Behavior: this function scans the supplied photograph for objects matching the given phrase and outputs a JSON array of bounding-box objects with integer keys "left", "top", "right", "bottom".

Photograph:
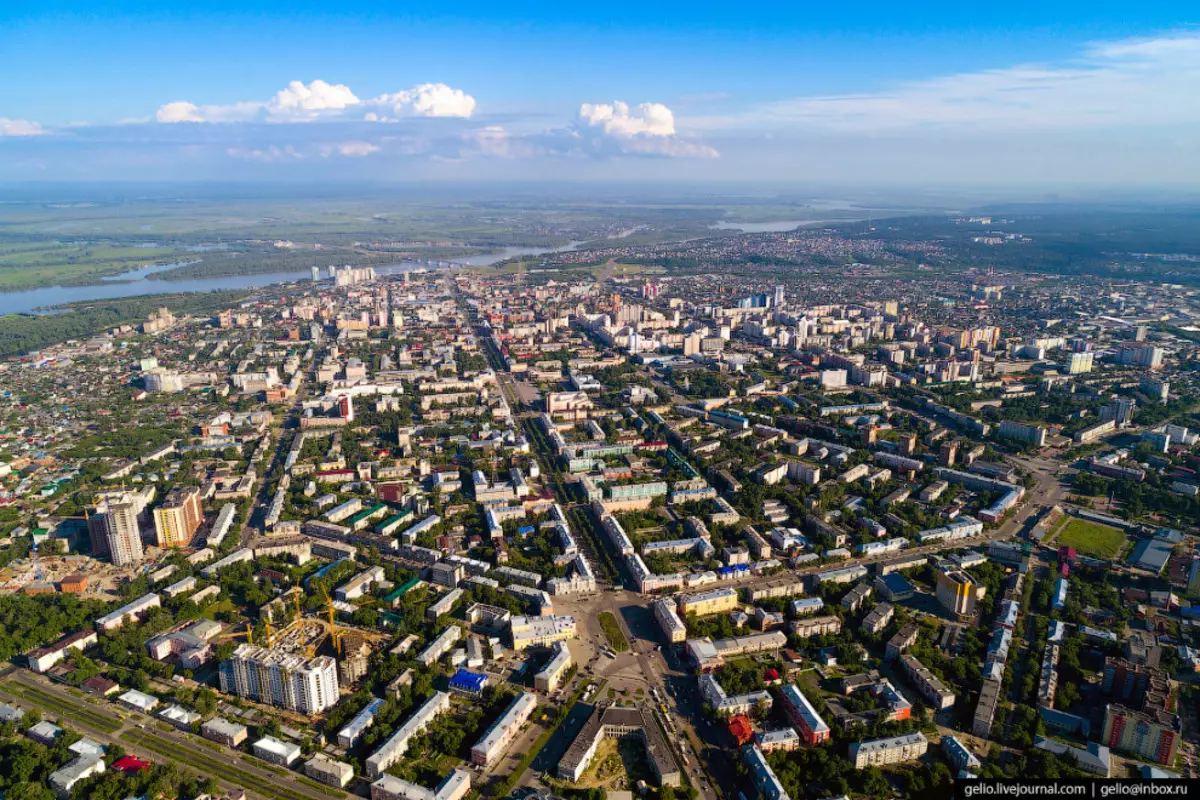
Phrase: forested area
[
  {"left": 147, "top": 245, "right": 385, "bottom": 280},
  {"left": 0, "top": 715, "right": 218, "bottom": 800},
  {"left": 0, "top": 594, "right": 112, "bottom": 662},
  {"left": 0, "top": 290, "right": 251, "bottom": 357}
]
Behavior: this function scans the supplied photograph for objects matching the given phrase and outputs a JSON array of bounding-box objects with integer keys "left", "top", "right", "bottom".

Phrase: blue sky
[{"left": 3, "top": 1, "right": 1199, "bottom": 185}]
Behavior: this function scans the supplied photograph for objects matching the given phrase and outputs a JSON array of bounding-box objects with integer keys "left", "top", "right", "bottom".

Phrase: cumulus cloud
[
  {"left": 157, "top": 79, "right": 473, "bottom": 124},
  {"left": 0, "top": 118, "right": 45, "bottom": 136},
  {"left": 739, "top": 32, "right": 1200, "bottom": 132},
  {"left": 267, "top": 80, "right": 360, "bottom": 118},
  {"left": 574, "top": 100, "right": 717, "bottom": 157},
  {"left": 366, "top": 83, "right": 477, "bottom": 119},
  {"left": 579, "top": 101, "right": 677, "bottom": 137}
]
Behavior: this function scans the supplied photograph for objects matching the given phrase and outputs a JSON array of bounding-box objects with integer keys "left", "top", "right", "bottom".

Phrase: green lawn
[
  {"left": 597, "top": 611, "right": 629, "bottom": 652},
  {"left": 1055, "top": 518, "right": 1129, "bottom": 560}
]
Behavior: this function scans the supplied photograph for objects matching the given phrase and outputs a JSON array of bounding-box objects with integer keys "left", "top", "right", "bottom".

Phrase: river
[
  {"left": 0, "top": 242, "right": 586, "bottom": 316},
  {"left": 709, "top": 217, "right": 861, "bottom": 233}
]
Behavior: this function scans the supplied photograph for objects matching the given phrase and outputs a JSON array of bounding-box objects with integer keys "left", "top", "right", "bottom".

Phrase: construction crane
[
  {"left": 318, "top": 584, "right": 341, "bottom": 656},
  {"left": 29, "top": 531, "right": 44, "bottom": 582},
  {"left": 217, "top": 625, "right": 254, "bottom": 646},
  {"left": 291, "top": 589, "right": 319, "bottom": 658}
]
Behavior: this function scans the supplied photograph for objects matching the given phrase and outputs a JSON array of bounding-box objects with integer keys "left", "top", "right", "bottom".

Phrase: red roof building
[
  {"left": 113, "top": 755, "right": 151, "bottom": 775},
  {"left": 727, "top": 714, "right": 754, "bottom": 746}
]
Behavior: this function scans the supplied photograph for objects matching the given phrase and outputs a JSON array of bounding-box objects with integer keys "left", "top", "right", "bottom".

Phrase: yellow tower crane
[
  {"left": 319, "top": 584, "right": 342, "bottom": 656},
  {"left": 217, "top": 625, "right": 254, "bottom": 646}
]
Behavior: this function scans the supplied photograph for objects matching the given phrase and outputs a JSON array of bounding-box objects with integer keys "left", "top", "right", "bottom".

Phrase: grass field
[
  {"left": 597, "top": 611, "right": 629, "bottom": 652},
  {"left": 0, "top": 242, "right": 188, "bottom": 290},
  {"left": 1055, "top": 518, "right": 1129, "bottom": 559}
]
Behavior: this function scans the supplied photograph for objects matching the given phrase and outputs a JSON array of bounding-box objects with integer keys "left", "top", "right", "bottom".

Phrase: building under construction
[
  {"left": 219, "top": 643, "right": 340, "bottom": 715},
  {"left": 216, "top": 585, "right": 388, "bottom": 712}
]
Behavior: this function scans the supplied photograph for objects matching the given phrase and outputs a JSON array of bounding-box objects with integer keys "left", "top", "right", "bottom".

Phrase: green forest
[{"left": 0, "top": 290, "right": 251, "bottom": 357}]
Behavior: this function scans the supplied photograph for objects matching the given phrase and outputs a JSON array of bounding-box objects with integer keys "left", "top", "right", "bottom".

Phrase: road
[
  {"left": 553, "top": 590, "right": 724, "bottom": 800},
  {"left": 0, "top": 669, "right": 346, "bottom": 800},
  {"left": 468, "top": 290, "right": 1080, "bottom": 796}
]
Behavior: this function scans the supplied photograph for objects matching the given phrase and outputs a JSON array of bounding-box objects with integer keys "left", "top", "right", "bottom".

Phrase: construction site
[{"left": 215, "top": 584, "right": 389, "bottom": 706}]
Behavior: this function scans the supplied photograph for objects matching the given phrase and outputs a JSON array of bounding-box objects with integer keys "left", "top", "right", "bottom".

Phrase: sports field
[{"left": 1055, "top": 518, "right": 1129, "bottom": 559}]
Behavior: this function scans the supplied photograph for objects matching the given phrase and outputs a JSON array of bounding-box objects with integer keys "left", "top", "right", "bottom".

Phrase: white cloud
[
  {"left": 266, "top": 80, "right": 359, "bottom": 119},
  {"left": 157, "top": 79, "right": 472, "bottom": 124},
  {"left": 226, "top": 144, "right": 303, "bottom": 162},
  {"left": 737, "top": 32, "right": 1200, "bottom": 132},
  {"left": 0, "top": 118, "right": 45, "bottom": 136},
  {"left": 367, "top": 83, "right": 477, "bottom": 119},
  {"left": 322, "top": 141, "right": 380, "bottom": 158},
  {"left": 579, "top": 101, "right": 677, "bottom": 137},
  {"left": 460, "top": 126, "right": 540, "bottom": 159},
  {"left": 574, "top": 100, "right": 717, "bottom": 157},
  {"left": 157, "top": 99, "right": 265, "bottom": 123}
]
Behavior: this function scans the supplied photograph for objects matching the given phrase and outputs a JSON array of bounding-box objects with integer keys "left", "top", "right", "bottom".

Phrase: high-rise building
[
  {"left": 1117, "top": 344, "right": 1164, "bottom": 370},
  {"left": 219, "top": 644, "right": 340, "bottom": 715},
  {"left": 153, "top": 486, "right": 203, "bottom": 548},
  {"left": 1103, "top": 705, "right": 1180, "bottom": 766},
  {"left": 939, "top": 440, "right": 958, "bottom": 466},
  {"left": 1140, "top": 376, "right": 1169, "bottom": 404},
  {"left": 819, "top": 369, "right": 847, "bottom": 389},
  {"left": 87, "top": 512, "right": 110, "bottom": 559},
  {"left": 627, "top": 330, "right": 641, "bottom": 354},
  {"left": 773, "top": 285, "right": 785, "bottom": 308},
  {"left": 105, "top": 498, "right": 144, "bottom": 567},
  {"left": 936, "top": 569, "right": 979, "bottom": 620},
  {"left": 1067, "top": 352, "right": 1094, "bottom": 375},
  {"left": 998, "top": 420, "right": 1047, "bottom": 447},
  {"left": 1101, "top": 398, "right": 1136, "bottom": 427}
]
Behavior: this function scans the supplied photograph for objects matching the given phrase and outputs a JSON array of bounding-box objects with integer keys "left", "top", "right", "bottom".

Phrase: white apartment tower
[
  {"left": 105, "top": 498, "right": 144, "bottom": 567},
  {"left": 219, "top": 644, "right": 340, "bottom": 715}
]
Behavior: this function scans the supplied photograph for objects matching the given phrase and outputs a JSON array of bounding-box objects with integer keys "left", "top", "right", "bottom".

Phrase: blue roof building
[
  {"left": 876, "top": 572, "right": 915, "bottom": 601},
  {"left": 448, "top": 669, "right": 489, "bottom": 697},
  {"left": 1052, "top": 578, "right": 1068, "bottom": 610}
]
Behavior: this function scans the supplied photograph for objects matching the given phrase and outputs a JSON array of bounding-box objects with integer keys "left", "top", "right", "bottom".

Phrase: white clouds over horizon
[
  {"left": 575, "top": 101, "right": 718, "bottom": 158},
  {"left": 143, "top": 81, "right": 716, "bottom": 162},
  {"left": 156, "top": 79, "right": 476, "bottom": 124},
  {"left": 0, "top": 118, "right": 45, "bottom": 136},
  {"left": 707, "top": 32, "right": 1200, "bottom": 132},
  {"left": 2, "top": 31, "right": 1197, "bottom": 183},
  {"left": 324, "top": 141, "right": 380, "bottom": 157}
]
